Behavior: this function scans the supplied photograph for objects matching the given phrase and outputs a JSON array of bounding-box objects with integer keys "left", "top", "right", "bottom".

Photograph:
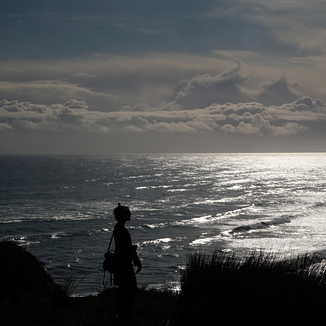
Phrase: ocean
[{"left": 1, "top": 153, "right": 326, "bottom": 295}]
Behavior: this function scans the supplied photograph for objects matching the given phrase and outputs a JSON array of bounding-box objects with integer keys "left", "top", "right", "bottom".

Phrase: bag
[
  {"left": 103, "top": 231, "right": 115, "bottom": 274},
  {"left": 103, "top": 250, "right": 117, "bottom": 273}
]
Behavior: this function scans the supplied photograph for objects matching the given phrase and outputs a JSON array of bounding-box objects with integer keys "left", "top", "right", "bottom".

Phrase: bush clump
[
  {"left": 0, "top": 240, "right": 63, "bottom": 298},
  {"left": 0, "top": 240, "right": 179, "bottom": 326}
]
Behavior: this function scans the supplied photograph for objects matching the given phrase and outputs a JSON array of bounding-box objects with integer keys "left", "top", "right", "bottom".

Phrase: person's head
[{"left": 113, "top": 203, "right": 131, "bottom": 223}]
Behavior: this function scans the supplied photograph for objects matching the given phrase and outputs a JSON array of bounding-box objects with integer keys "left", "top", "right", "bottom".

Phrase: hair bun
[{"left": 118, "top": 203, "right": 121, "bottom": 206}]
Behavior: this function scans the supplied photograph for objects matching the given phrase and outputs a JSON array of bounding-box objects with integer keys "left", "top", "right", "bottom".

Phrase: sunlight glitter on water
[{"left": 2, "top": 153, "right": 326, "bottom": 295}]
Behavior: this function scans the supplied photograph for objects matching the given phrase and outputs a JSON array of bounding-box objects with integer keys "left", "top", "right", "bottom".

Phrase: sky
[{"left": 1, "top": 0, "right": 326, "bottom": 154}]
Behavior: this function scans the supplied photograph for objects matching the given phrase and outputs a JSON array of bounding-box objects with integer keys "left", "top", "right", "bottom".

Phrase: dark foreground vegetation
[
  {"left": 0, "top": 241, "right": 178, "bottom": 326},
  {"left": 2, "top": 240, "right": 326, "bottom": 325},
  {"left": 180, "top": 250, "right": 326, "bottom": 325}
]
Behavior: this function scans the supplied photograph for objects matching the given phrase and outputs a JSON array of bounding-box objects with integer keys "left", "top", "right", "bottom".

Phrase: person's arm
[{"left": 131, "top": 247, "right": 142, "bottom": 274}]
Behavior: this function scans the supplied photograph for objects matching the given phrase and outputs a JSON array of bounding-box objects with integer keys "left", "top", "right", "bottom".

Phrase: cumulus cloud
[
  {"left": 0, "top": 54, "right": 240, "bottom": 114},
  {"left": 0, "top": 100, "right": 49, "bottom": 113},
  {"left": 0, "top": 81, "right": 117, "bottom": 112},
  {"left": 143, "top": 120, "right": 197, "bottom": 133},
  {"left": 170, "top": 62, "right": 254, "bottom": 109},
  {"left": 0, "top": 63, "right": 324, "bottom": 139},
  {"left": 255, "top": 75, "right": 300, "bottom": 106},
  {"left": 1, "top": 96, "right": 323, "bottom": 138},
  {"left": 270, "top": 122, "right": 307, "bottom": 136},
  {"left": 13, "top": 119, "right": 41, "bottom": 131},
  {"left": 0, "top": 99, "right": 109, "bottom": 133},
  {"left": 0, "top": 122, "right": 12, "bottom": 131},
  {"left": 1, "top": 95, "right": 326, "bottom": 154},
  {"left": 267, "top": 96, "right": 326, "bottom": 122},
  {"left": 1, "top": 54, "right": 325, "bottom": 116},
  {"left": 63, "top": 99, "right": 88, "bottom": 110},
  {"left": 221, "top": 111, "right": 308, "bottom": 136},
  {"left": 222, "top": 121, "right": 261, "bottom": 135},
  {"left": 289, "top": 97, "right": 326, "bottom": 112},
  {"left": 169, "top": 63, "right": 302, "bottom": 109}
]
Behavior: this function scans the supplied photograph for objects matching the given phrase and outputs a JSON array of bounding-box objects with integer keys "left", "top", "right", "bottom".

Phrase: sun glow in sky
[{"left": 1, "top": 0, "right": 326, "bottom": 153}]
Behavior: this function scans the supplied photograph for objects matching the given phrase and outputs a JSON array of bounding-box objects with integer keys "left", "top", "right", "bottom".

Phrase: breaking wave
[{"left": 229, "top": 216, "right": 293, "bottom": 235}]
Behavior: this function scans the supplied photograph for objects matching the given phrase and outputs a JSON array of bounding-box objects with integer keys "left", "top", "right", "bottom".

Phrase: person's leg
[
  {"left": 118, "top": 285, "right": 128, "bottom": 322},
  {"left": 117, "top": 265, "right": 138, "bottom": 324},
  {"left": 125, "top": 284, "right": 137, "bottom": 322}
]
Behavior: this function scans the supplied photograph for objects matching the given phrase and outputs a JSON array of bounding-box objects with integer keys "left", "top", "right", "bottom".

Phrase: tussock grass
[
  {"left": 180, "top": 250, "right": 326, "bottom": 325},
  {"left": 61, "top": 268, "right": 88, "bottom": 297}
]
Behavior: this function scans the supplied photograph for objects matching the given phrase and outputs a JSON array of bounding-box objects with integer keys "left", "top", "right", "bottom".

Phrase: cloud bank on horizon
[{"left": 1, "top": 0, "right": 326, "bottom": 153}]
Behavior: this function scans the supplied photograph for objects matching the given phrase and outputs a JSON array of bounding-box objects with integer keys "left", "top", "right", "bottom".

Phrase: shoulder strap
[
  {"left": 103, "top": 229, "right": 115, "bottom": 285},
  {"left": 107, "top": 230, "right": 114, "bottom": 252}
]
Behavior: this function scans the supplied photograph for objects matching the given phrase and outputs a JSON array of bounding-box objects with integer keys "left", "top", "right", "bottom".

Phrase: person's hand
[
  {"left": 135, "top": 261, "right": 142, "bottom": 274},
  {"left": 133, "top": 254, "right": 142, "bottom": 273}
]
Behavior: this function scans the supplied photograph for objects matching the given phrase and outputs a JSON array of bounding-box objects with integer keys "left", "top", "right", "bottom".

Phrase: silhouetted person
[{"left": 113, "top": 203, "right": 142, "bottom": 325}]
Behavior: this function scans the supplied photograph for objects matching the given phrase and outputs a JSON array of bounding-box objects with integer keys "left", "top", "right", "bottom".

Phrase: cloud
[
  {"left": 170, "top": 62, "right": 254, "bottom": 109},
  {"left": 0, "top": 99, "right": 109, "bottom": 133},
  {"left": 0, "top": 100, "right": 48, "bottom": 113},
  {"left": 12, "top": 119, "right": 41, "bottom": 131},
  {"left": 169, "top": 63, "right": 304, "bottom": 109},
  {"left": 222, "top": 121, "right": 261, "bottom": 135},
  {"left": 221, "top": 111, "right": 308, "bottom": 136},
  {"left": 289, "top": 97, "right": 326, "bottom": 112},
  {"left": 300, "top": 30, "right": 326, "bottom": 54},
  {"left": 0, "top": 61, "right": 325, "bottom": 148},
  {"left": 142, "top": 119, "right": 198, "bottom": 133},
  {"left": 63, "top": 99, "right": 88, "bottom": 110},
  {"left": 0, "top": 55, "right": 236, "bottom": 112},
  {"left": 1, "top": 54, "right": 326, "bottom": 117},
  {"left": 0, "top": 80, "right": 117, "bottom": 112},
  {"left": 267, "top": 96, "right": 326, "bottom": 122},
  {"left": 1, "top": 94, "right": 326, "bottom": 153},
  {"left": 255, "top": 75, "right": 300, "bottom": 106},
  {"left": 0, "top": 122, "right": 13, "bottom": 131},
  {"left": 207, "top": 0, "right": 326, "bottom": 57},
  {"left": 1, "top": 95, "right": 322, "bottom": 138},
  {"left": 270, "top": 122, "right": 307, "bottom": 136}
]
